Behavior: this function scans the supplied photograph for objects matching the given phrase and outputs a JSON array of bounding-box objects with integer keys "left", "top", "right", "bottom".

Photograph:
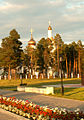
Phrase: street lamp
[
  {"left": 31, "top": 54, "right": 33, "bottom": 79},
  {"left": 20, "top": 65, "right": 23, "bottom": 86},
  {"left": 60, "top": 56, "right": 64, "bottom": 95}
]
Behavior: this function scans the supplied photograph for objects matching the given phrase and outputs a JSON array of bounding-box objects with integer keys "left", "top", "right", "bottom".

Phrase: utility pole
[{"left": 60, "top": 56, "right": 64, "bottom": 95}]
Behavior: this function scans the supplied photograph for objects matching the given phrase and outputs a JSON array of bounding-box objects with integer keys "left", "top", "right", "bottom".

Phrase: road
[
  {"left": 0, "top": 89, "right": 84, "bottom": 111},
  {"left": 0, "top": 89, "right": 84, "bottom": 120}
]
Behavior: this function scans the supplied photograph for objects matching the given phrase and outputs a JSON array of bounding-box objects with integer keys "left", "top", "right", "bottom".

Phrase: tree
[
  {"left": 81, "top": 47, "right": 84, "bottom": 85},
  {"left": 25, "top": 45, "right": 37, "bottom": 78},
  {"left": 54, "top": 34, "right": 64, "bottom": 76},
  {"left": 21, "top": 51, "right": 30, "bottom": 67},
  {"left": 36, "top": 38, "right": 53, "bottom": 77},
  {"left": 60, "top": 44, "right": 69, "bottom": 78},
  {"left": 71, "top": 42, "right": 78, "bottom": 78},
  {"left": 77, "top": 40, "right": 83, "bottom": 78},
  {"left": 0, "top": 29, "right": 22, "bottom": 79}
]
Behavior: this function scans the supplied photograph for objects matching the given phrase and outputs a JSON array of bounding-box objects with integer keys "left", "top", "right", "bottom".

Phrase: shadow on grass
[
  {"left": 27, "top": 79, "right": 81, "bottom": 87},
  {"left": 65, "top": 89, "right": 84, "bottom": 96},
  {"left": 54, "top": 88, "right": 76, "bottom": 94},
  {"left": 27, "top": 82, "right": 58, "bottom": 87},
  {"left": 0, "top": 79, "right": 81, "bottom": 91},
  {"left": 0, "top": 86, "right": 17, "bottom": 91}
]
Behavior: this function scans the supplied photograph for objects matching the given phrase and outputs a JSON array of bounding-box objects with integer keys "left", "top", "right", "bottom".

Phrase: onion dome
[
  {"left": 48, "top": 21, "right": 52, "bottom": 30},
  {"left": 28, "top": 28, "right": 36, "bottom": 46},
  {"left": 48, "top": 25, "right": 52, "bottom": 30},
  {"left": 28, "top": 38, "right": 36, "bottom": 46}
]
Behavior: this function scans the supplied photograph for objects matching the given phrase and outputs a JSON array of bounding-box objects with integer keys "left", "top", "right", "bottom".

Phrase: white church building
[{"left": 27, "top": 22, "right": 57, "bottom": 79}]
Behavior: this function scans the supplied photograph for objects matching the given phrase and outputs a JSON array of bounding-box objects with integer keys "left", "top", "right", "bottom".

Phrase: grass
[
  {"left": 0, "top": 78, "right": 84, "bottom": 100},
  {"left": 54, "top": 87, "right": 84, "bottom": 101},
  {"left": 0, "top": 78, "right": 81, "bottom": 88}
]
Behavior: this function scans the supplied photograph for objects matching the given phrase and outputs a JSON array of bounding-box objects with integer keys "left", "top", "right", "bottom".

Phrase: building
[
  {"left": 48, "top": 21, "right": 52, "bottom": 39},
  {"left": 27, "top": 22, "right": 56, "bottom": 79},
  {"left": 28, "top": 28, "right": 36, "bottom": 49},
  {"left": 48, "top": 21, "right": 56, "bottom": 52}
]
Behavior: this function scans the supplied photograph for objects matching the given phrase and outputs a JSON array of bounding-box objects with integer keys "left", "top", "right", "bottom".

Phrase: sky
[{"left": 0, "top": 0, "right": 84, "bottom": 48}]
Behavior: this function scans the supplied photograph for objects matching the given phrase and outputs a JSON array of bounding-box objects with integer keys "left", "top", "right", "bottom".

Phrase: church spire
[
  {"left": 30, "top": 28, "right": 33, "bottom": 39},
  {"left": 49, "top": 20, "right": 51, "bottom": 26},
  {"left": 28, "top": 28, "right": 36, "bottom": 48},
  {"left": 48, "top": 21, "right": 52, "bottom": 39}
]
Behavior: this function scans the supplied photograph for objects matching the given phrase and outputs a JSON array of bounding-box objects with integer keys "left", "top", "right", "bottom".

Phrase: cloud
[
  {"left": 0, "top": 1, "right": 27, "bottom": 13},
  {"left": 49, "top": 0, "right": 65, "bottom": 6},
  {"left": 62, "top": 29, "right": 84, "bottom": 44},
  {"left": 62, "top": 14, "right": 84, "bottom": 23},
  {"left": 0, "top": 0, "right": 84, "bottom": 48},
  {"left": 66, "top": 0, "right": 84, "bottom": 12}
]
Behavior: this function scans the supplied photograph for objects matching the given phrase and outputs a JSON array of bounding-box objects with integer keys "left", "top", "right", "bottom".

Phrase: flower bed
[{"left": 0, "top": 95, "right": 84, "bottom": 120}]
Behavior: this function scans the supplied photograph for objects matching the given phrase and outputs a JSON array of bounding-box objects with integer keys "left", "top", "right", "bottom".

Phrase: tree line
[{"left": 0, "top": 29, "right": 84, "bottom": 84}]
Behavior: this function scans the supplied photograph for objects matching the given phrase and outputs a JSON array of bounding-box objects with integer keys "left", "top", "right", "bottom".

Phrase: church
[
  {"left": 27, "top": 22, "right": 56, "bottom": 79},
  {"left": 28, "top": 21, "right": 56, "bottom": 51}
]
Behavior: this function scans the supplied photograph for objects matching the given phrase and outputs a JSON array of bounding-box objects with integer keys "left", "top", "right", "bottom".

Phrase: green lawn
[
  {"left": 54, "top": 87, "right": 84, "bottom": 101},
  {"left": 0, "top": 78, "right": 84, "bottom": 101},
  {"left": 0, "top": 78, "right": 81, "bottom": 88}
]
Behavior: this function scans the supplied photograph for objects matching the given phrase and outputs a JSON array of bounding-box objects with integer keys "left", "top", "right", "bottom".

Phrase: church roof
[
  {"left": 48, "top": 25, "right": 52, "bottom": 30},
  {"left": 28, "top": 38, "right": 36, "bottom": 46},
  {"left": 28, "top": 28, "right": 36, "bottom": 46}
]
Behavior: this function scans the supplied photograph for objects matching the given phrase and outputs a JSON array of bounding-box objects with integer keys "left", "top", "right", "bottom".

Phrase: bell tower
[{"left": 48, "top": 21, "right": 52, "bottom": 39}]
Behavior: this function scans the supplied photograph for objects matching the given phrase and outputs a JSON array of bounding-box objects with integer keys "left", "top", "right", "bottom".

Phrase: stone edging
[{"left": 17, "top": 86, "right": 54, "bottom": 95}]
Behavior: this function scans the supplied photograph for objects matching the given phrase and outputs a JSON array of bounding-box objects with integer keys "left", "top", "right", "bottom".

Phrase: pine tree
[
  {"left": 0, "top": 29, "right": 23, "bottom": 79},
  {"left": 36, "top": 38, "right": 53, "bottom": 77},
  {"left": 54, "top": 34, "right": 64, "bottom": 77},
  {"left": 81, "top": 47, "right": 84, "bottom": 85}
]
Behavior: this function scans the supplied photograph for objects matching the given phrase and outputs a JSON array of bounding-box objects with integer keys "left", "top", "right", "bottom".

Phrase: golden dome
[
  {"left": 28, "top": 38, "right": 36, "bottom": 46},
  {"left": 28, "top": 28, "right": 36, "bottom": 46},
  {"left": 48, "top": 25, "right": 52, "bottom": 30}
]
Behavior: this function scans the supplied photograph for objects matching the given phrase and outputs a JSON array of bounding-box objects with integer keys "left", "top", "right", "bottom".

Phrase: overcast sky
[{"left": 0, "top": 0, "right": 84, "bottom": 48}]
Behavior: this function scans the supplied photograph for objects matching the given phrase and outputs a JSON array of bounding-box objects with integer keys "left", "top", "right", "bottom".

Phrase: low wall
[
  {"left": 17, "top": 86, "right": 54, "bottom": 95},
  {"left": 17, "top": 86, "right": 25, "bottom": 92}
]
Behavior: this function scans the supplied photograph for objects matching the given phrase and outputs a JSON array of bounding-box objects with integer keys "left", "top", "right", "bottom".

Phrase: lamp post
[
  {"left": 81, "top": 47, "right": 84, "bottom": 85},
  {"left": 31, "top": 54, "right": 33, "bottom": 79},
  {"left": 60, "top": 56, "right": 64, "bottom": 95},
  {"left": 20, "top": 65, "right": 23, "bottom": 85}
]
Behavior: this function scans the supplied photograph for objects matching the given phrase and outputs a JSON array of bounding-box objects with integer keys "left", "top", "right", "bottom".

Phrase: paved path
[
  {"left": 0, "top": 89, "right": 84, "bottom": 111},
  {"left": 0, "top": 89, "right": 84, "bottom": 120},
  {"left": 43, "top": 84, "right": 84, "bottom": 88},
  {"left": 0, "top": 108, "right": 28, "bottom": 120}
]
